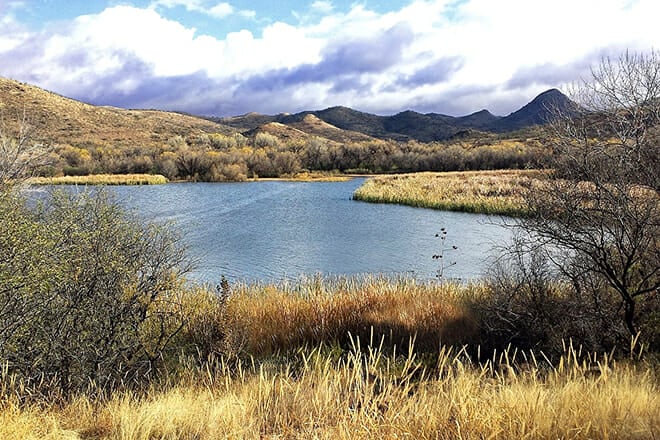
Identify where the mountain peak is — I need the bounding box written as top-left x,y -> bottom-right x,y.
533,88 -> 563,100
456,108 -> 500,130
529,88 -> 572,108
492,88 -> 575,131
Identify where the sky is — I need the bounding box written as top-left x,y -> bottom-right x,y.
1,0 -> 659,117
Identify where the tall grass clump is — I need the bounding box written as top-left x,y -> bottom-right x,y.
176,275 -> 480,359
353,170 -> 543,216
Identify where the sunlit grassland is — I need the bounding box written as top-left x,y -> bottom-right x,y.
1,346 -> 657,439
28,173 -> 169,185
28,171 -> 350,185
1,277 -> 657,439
353,170 -> 544,216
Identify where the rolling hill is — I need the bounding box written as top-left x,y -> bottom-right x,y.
0,77 -> 236,148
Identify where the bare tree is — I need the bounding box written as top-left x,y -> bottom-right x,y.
0,110 -> 50,188
523,51 -> 660,341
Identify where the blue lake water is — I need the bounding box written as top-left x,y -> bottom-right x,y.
55,179 -> 513,284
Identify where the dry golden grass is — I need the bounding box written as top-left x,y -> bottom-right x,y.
28,173 -> 169,185
221,276 -> 478,356
353,170 -> 544,216
1,278 -> 658,438
1,344 -> 657,439
0,77 -> 232,148
259,171 -> 353,182
289,114 -> 378,143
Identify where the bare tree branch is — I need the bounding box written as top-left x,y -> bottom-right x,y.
0,109 -> 51,189
524,50 -> 660,339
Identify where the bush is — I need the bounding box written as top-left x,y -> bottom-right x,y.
473,236 -> 631,357
521,52 -> 660,344
0,189 -> 191,397
63,165 -> 90,176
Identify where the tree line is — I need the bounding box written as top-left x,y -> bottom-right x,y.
38,131 -> 547,181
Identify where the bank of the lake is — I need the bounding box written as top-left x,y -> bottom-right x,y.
29,173 -> 169,185
28,171 -> 352,186
28,169 -> 540,219
1,277 -> 657,439
353,170 -> 543,217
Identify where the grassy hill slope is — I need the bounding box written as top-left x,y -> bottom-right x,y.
0,77 -> 234,148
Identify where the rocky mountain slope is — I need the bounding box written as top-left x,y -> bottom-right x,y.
220,88 -> 575,142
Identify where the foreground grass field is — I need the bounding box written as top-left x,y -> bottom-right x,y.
1,277 -> 657,439
1,346 -> 657,439
353,170 -> 543,216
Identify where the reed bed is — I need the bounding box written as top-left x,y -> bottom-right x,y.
353,170 -> 544,216
28,173 -> 169,185
254,171 -> 353,182
1,344 -> 657,439
219,276 -> 479,356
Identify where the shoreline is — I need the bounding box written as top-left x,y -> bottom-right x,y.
28,170 -> 537,218
28,171 -> 357,185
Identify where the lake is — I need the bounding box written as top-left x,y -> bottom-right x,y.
73,178 -> 512,284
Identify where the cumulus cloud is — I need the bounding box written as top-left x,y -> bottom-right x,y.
208,3 -> 234,18
1,0 -> 659,116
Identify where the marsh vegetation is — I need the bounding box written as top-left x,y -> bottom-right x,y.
28,173 -> 169,185
353,169 -> 541,216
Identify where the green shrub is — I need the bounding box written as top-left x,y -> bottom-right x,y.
63,165 -> 90,176
0,189 -> 191,397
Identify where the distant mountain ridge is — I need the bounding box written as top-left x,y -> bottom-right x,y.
0,76 -> 575,147
219,88 -> 575,142
492,88 -> 578,132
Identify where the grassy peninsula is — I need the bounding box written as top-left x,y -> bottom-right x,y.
353,170 -> 542,216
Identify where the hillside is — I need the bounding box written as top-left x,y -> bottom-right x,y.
0,77 -> 562,181
287,114 -> 377,143
220,107 -> 391,143
0,77 -> 235,148
491,88 -> 578,132
220,89 -> 575,143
